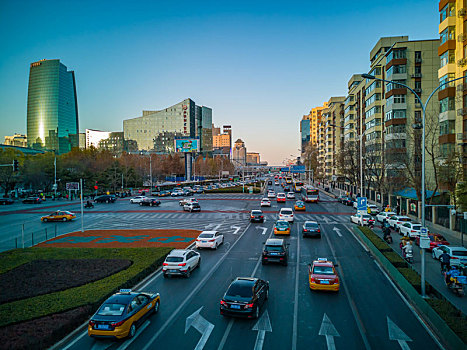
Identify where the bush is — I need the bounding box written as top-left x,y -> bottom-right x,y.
427,299 -> 467,344
205,186 -> 261,193
358,226 -> 393,252
382,252 -> 407,268
0,247 -> 171,327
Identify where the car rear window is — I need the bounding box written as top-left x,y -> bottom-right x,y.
412,225 -> 421,230
363,215 -> 371,219
400,218 -> 410,221
305,223 -> 319,229
313,266 -> 334,275
265,246 -> 283,252
192,203 -> 200,207
252,211 -> 262,215
97,303 -> 126,316
199,233 -> 213,238
276,222 -> 289,227
166,257 -> 184,262
281,210 -> 293,215
453,250 -> 467,256
226,282 -> 253,298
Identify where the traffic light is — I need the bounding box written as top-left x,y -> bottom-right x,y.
12,160 -> 18,172
94,181 -> 98,190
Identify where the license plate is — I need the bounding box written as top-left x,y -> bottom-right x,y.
96,324 -> 110,330
169,269 -> 178,273
321,280 -> 330,284
270,253 -> 279,256
202,241 -> 207,243
231,304 -> 241,309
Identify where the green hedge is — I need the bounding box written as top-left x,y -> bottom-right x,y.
0,247 -> 171,327
205,185 -> 261,193
427,299 -> 467,343
382,251 -> 408,268
358,226 -> 393,252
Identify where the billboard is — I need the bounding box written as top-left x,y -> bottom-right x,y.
175,138 -> 199,153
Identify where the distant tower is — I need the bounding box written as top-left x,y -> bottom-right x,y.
232,139 -> 247,166
27,59 -> 79,153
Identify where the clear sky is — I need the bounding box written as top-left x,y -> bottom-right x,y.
0,0 -> 438,165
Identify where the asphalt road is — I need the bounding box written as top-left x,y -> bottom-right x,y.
49,182 -> 442,350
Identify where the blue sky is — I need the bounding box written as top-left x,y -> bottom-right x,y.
0,0 -> 438,165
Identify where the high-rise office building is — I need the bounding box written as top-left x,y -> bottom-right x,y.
27,59 -> 79,154
195,106 -> 213,154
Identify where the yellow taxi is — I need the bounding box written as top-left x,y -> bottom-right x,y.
308,258 -> 340,292
41,210 -> 76,222
294,200 -> 306,211
274,220 -> 291,235
88,289 -> 160,339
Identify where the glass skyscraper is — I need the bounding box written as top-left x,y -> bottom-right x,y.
27,59 -> 79,154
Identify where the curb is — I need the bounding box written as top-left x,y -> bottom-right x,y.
352,226 -> 465,350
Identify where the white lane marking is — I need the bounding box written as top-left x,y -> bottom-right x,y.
256,226 -> 268,235
216,319 -> 234,350
343,224 -> 369,252
322,225 -> 371,350
230,225 -> 241,234
253,310 -> 272,350
332,227 -> 342,237
291,222 -> 300,350
185,307 -> 215,350
61,328 -> 88,350
319,313 -> 340,350
373,260 -> 444,350
213,223 -> 223,230
141,223 -> 252,350
117,320 -> 151,350
387,316 -> 412,350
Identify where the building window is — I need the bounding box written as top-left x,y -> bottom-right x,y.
386,124 -> 406,134
440,143 -> 455,157
386,80 -> 406,92
440,3 -> 456,23
439,73 -> 455,90
440,26 -> 456,44
387,65 -> 406,76
440,50 -> 455,67
439,97 -> 456,113
439,120 -> 455,135
385,110 -> 406,122
415,51 -> 422,61
386,95 -> 406,107
414,65 -> 421,74
387,49 -> 406,62
365,80 -> 381,95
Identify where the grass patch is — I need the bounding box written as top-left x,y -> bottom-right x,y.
0,247 -> 171,328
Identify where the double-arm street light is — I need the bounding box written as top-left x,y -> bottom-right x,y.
362,73 -> 467,297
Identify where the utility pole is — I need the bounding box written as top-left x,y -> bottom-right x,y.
80,178 -> 84,232
149,154 -> 153,191
54,154 -> 57,198
121,173 -> 124,191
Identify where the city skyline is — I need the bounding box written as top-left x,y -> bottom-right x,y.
0,0 -> 437,164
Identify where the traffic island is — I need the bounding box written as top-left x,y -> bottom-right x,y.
0,228 -> 197,349
353,226 -> 466,349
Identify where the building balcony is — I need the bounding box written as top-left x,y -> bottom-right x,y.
440,110 -> 457,121
388,72 -> 407,81
385,133 -> 407,141
438,63 -> 456,78
439,133 -> 456,144
439,15 -> 456,34
386,101 -> 407,111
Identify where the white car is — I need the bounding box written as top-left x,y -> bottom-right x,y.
286,192 -> 295,199
367,204 -> 380,215
432,245 -> 467,266
387,215 -> 411,231
399,222 -> 424,238
353,201 -> 358,209
350,213 -> 375,226
260,198 -> 271,207
183,202 -> 201,212
179,198 -> 198,206
267,191 -> 276,198
279,208 -> 294,222
162,249 -> 201,277
195,231 -> 224,249
130,196 -> 147,204
376,211 -> 396,223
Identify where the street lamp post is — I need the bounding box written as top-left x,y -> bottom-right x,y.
362,73 -> 467,297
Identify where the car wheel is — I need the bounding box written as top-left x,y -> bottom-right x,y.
106,200 -> 109,204
215,243 -> 218,250
283,260 -> 288,266
150,203 -> 153,207
254,306 -> 260,319
432,251 -> 436,259
262,260 -> 267,265
265,288 -> 269,300
197,257 -> 201,267
128,323 -> 136,338
43,218 -> 48,222
62,217 -> 67,222
153,300 -> 160,314
185,268 -> 191,278
221,238 -> 224,245
139,202 -> 143,206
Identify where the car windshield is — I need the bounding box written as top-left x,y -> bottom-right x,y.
305,223 -> 319,229
192,203 -> 200,207
265,245 -> 283,252
453,250 -> 467,256
226,282 -> 253,298
199,233 -> 213,238
97,303 -> 126,316
166,256 -> 184,263
313,266 -> 334,275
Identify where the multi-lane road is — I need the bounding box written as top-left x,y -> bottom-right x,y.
3,183 -> 443,349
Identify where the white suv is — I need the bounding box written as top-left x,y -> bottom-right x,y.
183,202 -> 201,212
163,249 -> 201,278
279,208 -> 294,223
130,196 -> 147,204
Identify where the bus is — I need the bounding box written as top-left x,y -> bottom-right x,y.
301,186 -> 319,203
294,181 -> 304,193
285,177 -> 293,185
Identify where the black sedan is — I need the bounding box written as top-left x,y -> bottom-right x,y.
94,195 -> 117,203
0,198 -> 14,205
302,220 -> 321,238
22,196 -> 42,204
250,210 -> 264,223
139,198 -> 161,207
220,277 -> 269,319
341,197 -> 353,206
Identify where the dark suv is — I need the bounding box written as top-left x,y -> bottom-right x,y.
262,238 -> 289,265
94,195 -> 117,203
250,210 -> 264,223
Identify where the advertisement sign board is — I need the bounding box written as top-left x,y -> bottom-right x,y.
175,139 -> 199,153
66,182 -> 79,190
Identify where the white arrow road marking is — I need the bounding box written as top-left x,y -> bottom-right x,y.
230,225 -> 241,234
322,216 -> 332,223
204,224 -> 215,229
332,227 -> 342,237
185,307 -> 214,350
256,226 -> 268,235
319,313 -> 340,350
213,223 -> 223,230
387,317 -> 412,350
252,309 -> 272,350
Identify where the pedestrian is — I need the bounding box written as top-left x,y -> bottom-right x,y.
396,204 -> 400,215
439,251 -> 451,272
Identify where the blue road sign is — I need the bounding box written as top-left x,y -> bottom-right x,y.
357,197 -> 367,211
290,165 -> 305,173
420,227 -> 428,236
281,167 -> 290,172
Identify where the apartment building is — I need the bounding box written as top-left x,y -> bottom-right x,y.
300,103 -> 327,154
